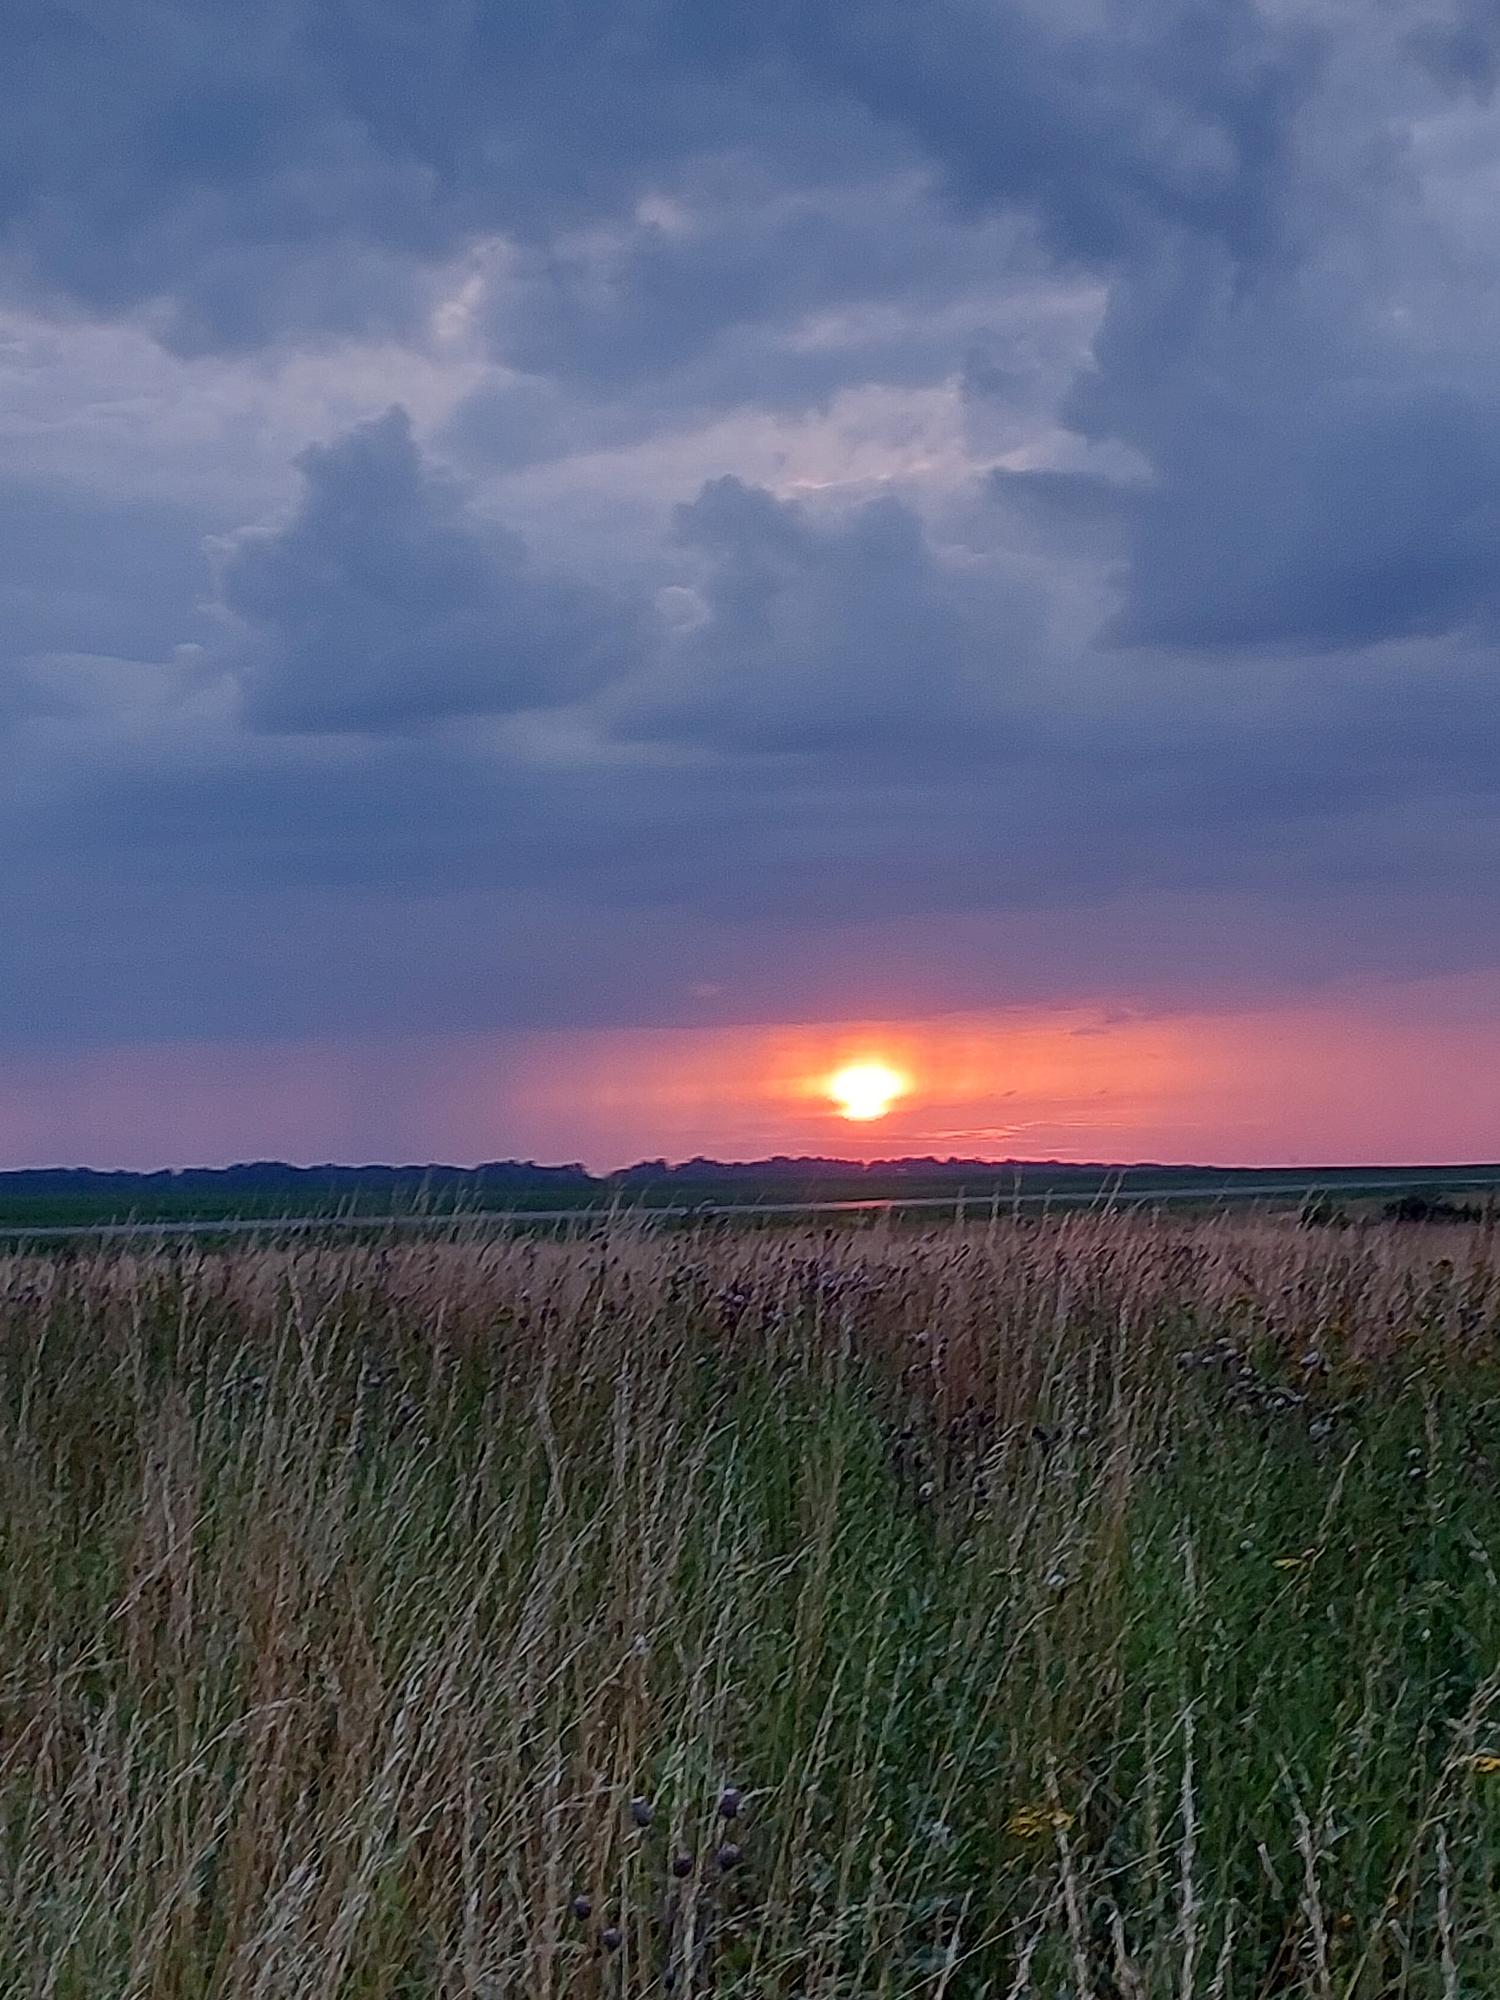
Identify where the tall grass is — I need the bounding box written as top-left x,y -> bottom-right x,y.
2,1214 -> 1500,1994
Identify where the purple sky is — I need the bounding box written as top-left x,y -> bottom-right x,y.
4,0 -> 1500,1167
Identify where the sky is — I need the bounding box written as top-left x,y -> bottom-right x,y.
4,0 -> 1500,1170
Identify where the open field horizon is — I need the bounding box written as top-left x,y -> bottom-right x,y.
10,0 -> 1500,1988
8,1212 -> 1500,1993
7,1156 -> 1500,1236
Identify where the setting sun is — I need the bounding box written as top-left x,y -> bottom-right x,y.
828,1061 -> 909,1122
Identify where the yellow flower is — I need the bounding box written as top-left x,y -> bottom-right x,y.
1006,1804 -> 1075,1839
1272,1547 -> 1319,1571
1469,1753 -> 1500,1774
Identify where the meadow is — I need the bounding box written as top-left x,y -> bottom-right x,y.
3,1214 -> 1500,1996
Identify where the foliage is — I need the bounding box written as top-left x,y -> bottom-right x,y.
2,1215 -> 1500,1993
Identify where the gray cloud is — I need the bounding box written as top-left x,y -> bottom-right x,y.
1408,2 -> 1500,99
448,182 -> 1036,470
4,0 -> 1318,356
220,408 -> 647,732
1004,78 -> 1500,653
0,479 -> 208,662
612,475 -> 1030,758
6,0 -> 1500,1072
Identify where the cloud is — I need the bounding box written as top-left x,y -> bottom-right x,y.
1109,383 -> 1500,650
219,408 -> 646,732
3,0 -> 1318,359
611,474 -> 1030,758
448,180 -> 1034,469
1408,1 -> 1500,99
1007,55 -> 1500,654
0,475 -> 210,668
782,0 -> 1319,264
9,0 -> 1500,1083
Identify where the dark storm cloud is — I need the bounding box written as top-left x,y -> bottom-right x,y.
0,477 -> 211,668
987,467 -> 1143,535
1408,1 -> 1500,98
221,408 -> 646,732
1044,228 -> 1500,650
7,0 -> 1500,1063
1110,383 -> 1500,650
613,475 -> 1028,757
783,0 -> 1317,264
15,413 -> 1497,920
449,181 -> 1034,469
4,0 -> 1315,354
10,364 -> 1500,1052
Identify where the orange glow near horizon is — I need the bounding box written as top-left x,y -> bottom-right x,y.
828,1060 -> 909,1121
492,977 -> 1500,1170
10,973 -> 1500,1172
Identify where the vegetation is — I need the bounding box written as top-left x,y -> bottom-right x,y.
5,1213 -> 1500,1993
6,1158 -> 1500,1233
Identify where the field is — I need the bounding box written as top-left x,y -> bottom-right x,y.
5,1215 -> 1500,1995
6,1163 -> 1500,1235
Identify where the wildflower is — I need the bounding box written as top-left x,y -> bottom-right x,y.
716,1841 -> 744,1870
926,1818 -> 955,1849
570,1894 -> 593,1921
630,1796 -> 655,1828
1272,1547 -> 1318,1571
716,1786 -> 742,1819
601,1925 -> 623,1953
1469,1753 -> 1500,1774
1006,1804 -> 1074,1839
671,1850 -> 694,1878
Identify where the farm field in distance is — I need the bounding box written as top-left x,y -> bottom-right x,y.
7,1213 -> 1500,1993
6,1159 -> 1500,1234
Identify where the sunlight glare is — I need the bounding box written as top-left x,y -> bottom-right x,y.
828,1061 -> 909,1122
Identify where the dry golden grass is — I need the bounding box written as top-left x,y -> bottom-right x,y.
3,1212 -> 1500,1995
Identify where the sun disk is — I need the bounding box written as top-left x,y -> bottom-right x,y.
829,1061 -> 909,1122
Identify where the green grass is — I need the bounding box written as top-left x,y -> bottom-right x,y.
2,1217 -> 1500,1993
